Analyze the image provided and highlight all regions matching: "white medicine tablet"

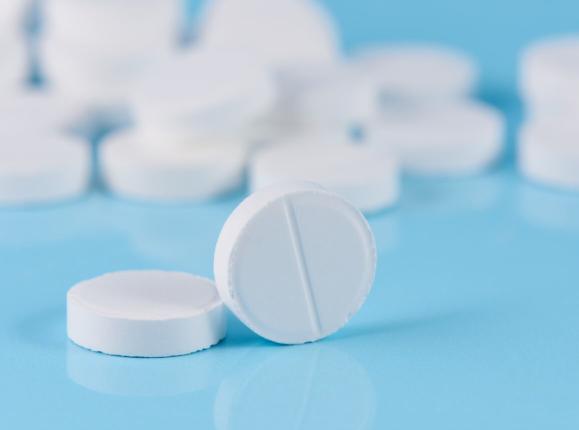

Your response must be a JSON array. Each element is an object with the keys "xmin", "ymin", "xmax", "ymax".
[
  {"xmin": 198, "ymin": 0, "xmax": 339, "ymax": 73},
  {"xmin": 355, "ymin": 44, "xmax": 477, "ymax": 101},
  {"xmin": 250, "ymin": 143, "xmax": 399, "ymax": 213},
  {"xmin": 214, "ymin": 183, "xmax": 376, "ymax": 344},
  {"xmin": 67, "ymin": 271, "xmax": 226, "ymax": 357},
  {"xmin": 520, "ymin": 36, "xmax": 579, "ymax": 105},
  {"xmin": 100, "ymin": 129, "xmax": 247, "ymax": 202},
  {"xmin": 518, "ymin": 120, "xmax": 579, "ymax": 191},
  {"xmin": 367, "ymin": 101, "xmax": 504, "ymax": 175},
  {"xmin": 0, "ymin": 134, "xmax": 90, "ymax": 206},
  {"xmin": 131, "ymin": 50, "xmax": 276, "ymax": 137}
]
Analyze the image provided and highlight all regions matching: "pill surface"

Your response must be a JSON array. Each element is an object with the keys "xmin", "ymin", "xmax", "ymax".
[
  {"xmin": 519, "ymin": 120, "xmax": 579, "ymax": 191},
  {"xmin": 367, "ymin": 101, "xmax": 504, "ymax": 175},
  {"xmin": 100, "ymin": 129, "xmax": 246, "ymax": 202},
  {"xmin": 214, "ymin": 183, "xmax": 376, "ymax": 344},
  {"xmin": 250, "ymin": 142, "xmax": 399, "ymax": 213},
  {"xmin": 67, "ymin": 271, "xmax": 226, "ymax": 357}
]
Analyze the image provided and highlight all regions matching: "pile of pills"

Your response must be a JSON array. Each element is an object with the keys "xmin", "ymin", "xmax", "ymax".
[
  {"xmin": 363, "ymin": 45, "xmax": 505, "ymax": 176},
  {"xmin": 0, "ymin": 0, "xmax": 577, "ymax": 356},
  {"xmin": 41, "ymin": 0, "xmax": 182, "ymax": 120},
  {"xmin": 100, "ymin": 49, "xmax": 275, "ymax": 202},
  {"xmin": 519, "ymin": 36, "xmax": 579, "ymax": 191}
]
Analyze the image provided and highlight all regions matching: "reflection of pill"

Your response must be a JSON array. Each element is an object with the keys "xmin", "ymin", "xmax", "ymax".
[
  {"xmin": 0, "ymin": 134, "xmax": 90, "ymax": 206},
  {"xmin": 367, "ymin": 101, "xmax": 504, "ymax": 175},
  {"xmin": 214, "ymin": 344, "xmax": 376, "ymax": 430},
  {"xmin": 100, "ymin": 129, "xmax": 247, "ymax": 202},
  {"xmin": 519, "ymin": 120, "xmax": 579, "ymax": 191},
  {"xmin": 67, "ymin": 342, "xmax": 224, "ymax": 396},
  {"xmin": 250, "ymin": 143, "xmax": 399, "ymax": 213},
  {"xmin": 67, "ymin": 271, "xmax": 226, "ymax": 357},
  {"xmin": 214, "ymin": 183, "xmax": 376, "ymax": 344}
]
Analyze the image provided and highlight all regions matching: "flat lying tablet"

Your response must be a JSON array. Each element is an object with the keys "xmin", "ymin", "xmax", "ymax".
[
  {"xmin": 519, "ymin": 120, "xmax": 579, "ymax": 191},
  {"xmin": 355, "ymin": 44, "xmax": 477, "ymax": 101},
  {"xmin": 131, "ymin": 50, "xmax": 276, "ymax": 137},
  {"xmin": 100, "ymin": 129, "xmax": 247, "ymax": 202},
  {"xmin": 67, "ymin": 271, "xmax": 226, "ymax": 357},
  {"xmin": 214, "ymin": 183, "xmax": 376, "ymax": 344},
  {"xmin": 0, "ymin": 134, "xmax": 90, "ymax": 206},
  {"xmin": 367, "ymin": 101, "xmax": 504, "ymax": 175},
  {"xmin": 250, "ymin": 142, "xmax": 398, "ymax": 213}
]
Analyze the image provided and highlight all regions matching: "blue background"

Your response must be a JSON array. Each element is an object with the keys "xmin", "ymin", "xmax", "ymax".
[{"xmin": 2, "ymin": 1, "xmax": 579, "ymax": 428}]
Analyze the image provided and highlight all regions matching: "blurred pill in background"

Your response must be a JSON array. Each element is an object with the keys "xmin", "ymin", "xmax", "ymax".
[
  {"xmin": 0, "ymin": 132, "xmax": 90, "ymax": 206},
  {"xmin": 366, "ymin": 101, "xmax": 505, "ymax": 176},
  {"xmin": 518, "ymin": 120, "xmax": 579, "ymax": 191},
  {"xmin": 197, "ymin": 0, "xmax": 339, "ymax": 74},
  {"xmin": 100, "ymin": 129, "xmax": 247, "ymax": 203},
  {"xmin": 0, "ymin": 1, "xmax": 29, "ymax": 91},
  {"xmin": 250, "ymin": 141, "xmax": 399, "ymax": 213},
  {"xmin": 0, "ymin": 88, "xmax": 90, "ymax": 206},
  {"xmin": 130, "ymin": 48, "xmax": 276, "ymax": 148},
  {"xmin": 354, "ymin": 44, "xmax": 478, "ymax": 106},
  {"xmin": 40, "ymin": 0, "xmax": 184, "ymax": 123},
  {"xmin": 520, "ymin": 36, "xmax": 579, "ymax": 121},
  {"xmin": 518, "ymin": 35, "xmax": 579, "ymax": 191}
]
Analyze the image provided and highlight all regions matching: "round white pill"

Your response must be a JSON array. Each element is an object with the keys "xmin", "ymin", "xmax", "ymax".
[
  {"xmin": 198, "ymin": 0, "xmax": 339, "ymax": 73},
  {"xmin": 131, "ymin": 50, "xmax": 276, "ymax": 137},
  {"xmin": 355, "ymin": 44, "xmax": 477, "ymax": 102},
  {"xmin": 0, "ymin": 134, "xmax": 90, "ymax": 206},
  {"xmin": 518, "ymin": 120, "xmax": 579, "ymax": 191},
  {"xmin": 67, "ymin": 271, "xmax": 226, "ymax": 357},
  {"xmin": 100, "ymin": 129, "xmax": 247, "ymax": 202},
  {"xmin": 214, "ymin": 183, "xmax": 376, "ymax": 344},
  {"xmin": 520, "ymin": 36, "xmax": 579, "ymax": 109},
  {"xmin": 250, "ymin": 142, "xmax": 399, "ymax": 213},
  {"xmin": 367, "ymin": 101, "xmax": 504, "ymax": 175}
]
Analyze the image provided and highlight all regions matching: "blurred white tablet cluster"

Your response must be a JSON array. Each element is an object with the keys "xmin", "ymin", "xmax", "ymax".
[
  {"xmin": 519, "ymin": 36, "xmax": 579, "ymax": 191},
  {"xmin": 9, "ymin": 0, "xmax": 577, "ymax": 209}
]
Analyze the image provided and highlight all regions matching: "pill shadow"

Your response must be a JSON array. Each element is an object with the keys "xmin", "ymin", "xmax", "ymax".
[{"xmin": 12, "ymin": 306, "xmax": 66, "ymax": 350}]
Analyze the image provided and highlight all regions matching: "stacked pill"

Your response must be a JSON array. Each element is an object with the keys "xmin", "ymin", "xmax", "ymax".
[
  {"xmin": 198, "ymin": 0, "xmax": 371, "ymax": 139},
  {"xmin": 518, "ymin": 36, "xmax": 579, "ymax": 191},
  {"xmin": 362, "ymin": 44, "xmax": 505, "ymax": 176},
  {"xmin": 0, "ymin": 89, "xmax": 90, "ymax": 206},
  {"xmin": 196, "ymin": 0, "xmax": 400, "ymax": 212},
  {"xmin": 40, "ymin": 0, "xmax": 182, "ymax": 119},
  {"xmin": 100, "ymin": 49, "xmax": 276, "ymax": 202},
  {"xmin": 0, "ymin": 2, "xmax": 28, "ymax": 91}
]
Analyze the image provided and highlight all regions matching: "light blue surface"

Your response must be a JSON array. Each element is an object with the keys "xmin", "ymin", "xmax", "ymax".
[{"xmin": 3, "ymin": 1, "xmax": 579, "ymax": 429}]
